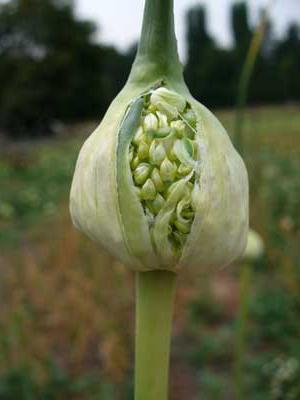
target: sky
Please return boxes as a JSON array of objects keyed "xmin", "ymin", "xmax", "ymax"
[{"xmin": 75, "ymin": 0, "xmax": 300, "ymax": 60}]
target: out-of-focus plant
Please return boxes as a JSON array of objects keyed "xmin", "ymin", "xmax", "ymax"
[
  {"xmin": 234, "ymin": 6, "xmax": 270, "ymax": 154},
  {"xmin": 234, "ymin": 229, "xmax": 264, "ymax": 400},
  {"xmin": 266, "ymin": 357, "xmax": 300, "ymax": 399},
  {"xmin": 0, "ymin": 216, "xmax": 135, "ymax": 398},
  {"xmin": 232, "ymin": 6, "xmax": 269, "ymax": 399},
  {"xmin": 0, "ymin": 362, "xmax": 108, "ymax": 400}
]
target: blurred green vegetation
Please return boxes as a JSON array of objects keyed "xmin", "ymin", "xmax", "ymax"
[
  {"xmin": 0, "ymin": 105, "xmax": 299, "ymax": 399},
  {"xmin": 0, "ymin": 137, "xmax": 82, "ymax": 245}
]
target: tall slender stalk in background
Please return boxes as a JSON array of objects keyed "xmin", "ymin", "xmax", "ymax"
[
  {"xmin": 234, "ymin": 9, "xmax": 269, "ymax": 155},
  {"xmin": 233, "ymin": 6, "xmax": 271, "ymax": 392},
  {"xmin": 234, "ymin": 230, "xmax": 264, "ymax": 399},
  {"xmin": 234, "ymin": 262, "xmax": 252, "ymax": 400}
]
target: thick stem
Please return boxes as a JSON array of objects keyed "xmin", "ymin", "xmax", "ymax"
[
  {"xmin": 129, "ymin": 0, "xmax": 184, "ymax": 84},
  {"xmin": 138, "ymin": 0, "xmax": 179, "ymax": 65},
  {"xmin": 135, "ymin": 271, "xmax": 177, "ymax": 400}
]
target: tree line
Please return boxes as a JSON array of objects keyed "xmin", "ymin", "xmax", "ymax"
[{"xmin": 0, "ymin": 0, "xmax": 299, "ymax": 138}]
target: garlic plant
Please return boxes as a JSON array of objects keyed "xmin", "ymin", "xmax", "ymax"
[{"xmin": 70, "ymin": 0, "xmax": 249, "ymax": 399}]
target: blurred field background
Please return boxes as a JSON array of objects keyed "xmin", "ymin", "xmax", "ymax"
[{"xmin": 0, "ymin": 1, "xmax": 299, "ymax": 399}]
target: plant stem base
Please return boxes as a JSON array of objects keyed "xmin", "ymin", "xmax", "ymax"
[{"xmin": 135, "ymin": 270, "xmax": 177, "ymax": 400}]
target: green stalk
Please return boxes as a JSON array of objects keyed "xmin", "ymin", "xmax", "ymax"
[
  {"xmin": 234, "ymin": 10, "xmax": 268, "ymax": 155},
  {"xmin": 135, "ymin": 271, "xmax": 177, "ymax": 400},
  {"xmin": 234, "ymin": 263, "xmax": 252, "ymax": 400},
  {"xmin": 129, "ymin": 0, "xmax": 184, "ymax": 87}
]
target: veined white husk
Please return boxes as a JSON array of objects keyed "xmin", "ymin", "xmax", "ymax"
[{"xmin": 70, "ymin": 83, "xmax": 249, "ymax": 272}]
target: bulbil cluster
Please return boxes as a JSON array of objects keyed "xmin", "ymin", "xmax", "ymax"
[{"xmin": 129, "ymin": 87, "xmax": 200, "ymax": 254}]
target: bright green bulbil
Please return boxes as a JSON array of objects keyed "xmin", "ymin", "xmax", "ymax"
[
  {"xmin": 70, "ymin": 0, "xmax": 249, "ymax": 272},
  {"xmin": 128, "ymin": 88, "xmax": 198, "ymax": 266}
]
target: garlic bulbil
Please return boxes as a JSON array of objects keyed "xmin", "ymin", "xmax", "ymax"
[
  {"xmin": 70, "ymin": 0, "xmax": 249, "ymax": 273},
  {"xmin": 129, "ymin": 89, "xmax": 198, "ymax": 266}
]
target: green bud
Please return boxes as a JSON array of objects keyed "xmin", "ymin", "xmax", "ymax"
[
  {"xmin": 133, "ymin": 126, "xmax": 144, "ymax": 146},
  {"xmin": 131, "ymin": 155, "xmax": 140, "ymax": 170},
  {"xmin": 160, "ymin": 157, "xmax": 177, "ymax": 182},
  {"xmin": 134, "ymin": 163, "xmax": 151, "ymax": 185},
  {"xmin": 151, "ymin": 168, "xmax": 164, "ymax": 192},
  {"xmin": 173, "ymin": 138, "xmax": 195, "ymax": 167},
  {"xmin": 176, "ymin": 197, "xmax": 192, "ymax": 220},
  {"xmin": 175, "ymin": 198, "xmax": 194, "ymax": 238},
  {"xmin": 137, "ymin": 141, "xmax": 149, "ymax": 160},
  {"xmin": 167, "ymin": 142, "xmax": 178, "ymax": 161},
  {"xmin": 156, "ymin": 111, "xmax": 169, "ymax": 128},
  {"xmin": 143, "ymin": 113, "xmax": 158, "ymax": 133},
  {"xmin": 140, "ymin": 178, "xmax": 156, "ymax": 200},
  {"xmin": 178, "ymin": 163, "xmax": 193, "ymax": 176},
  {"xmin": 151, "ymin": 193, "xmax": 165, "ymax": 214},
  {"xmin": 150, "ymin": 87, "xmax": 186, "ymax": 120},
  {"xmin": 154, "ymin": 101, "xmax": 178, "ymax": 120},
  {"xmin": 149, "ymin": 141, "xmax": 166, "ymax": 166},
  {"xmin": 174, "ymin": 219, "xmax": 191, "ymax": 234},
  {"xmin": 183, "ymin": 109, "xmax": 197, "ymax": 128},
  {"xmin": 166, "ymin": 179, "xmax": 185, "ymax": 199},
  {"xmin": 148, "ymin": 103, "xmax": 157, "ymax": 113},
  {"xmin": 171, "ymin": 120, "xmax": 186, "ymax": 138},
  {"xmin": 152, "ymin": 127, "xmax": 172, "ymax": 139}
]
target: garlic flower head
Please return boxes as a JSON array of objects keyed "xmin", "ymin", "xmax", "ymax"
[{"xmin": 70, "ymin": 86, "xmax": 249, "ymax": 272}]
